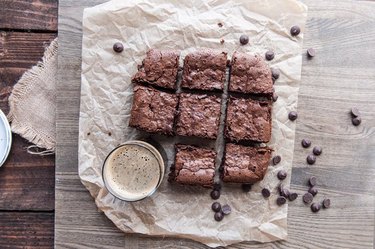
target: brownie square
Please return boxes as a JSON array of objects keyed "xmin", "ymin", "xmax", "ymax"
[
  {"xmin": 129, "ymin": 85, "xmax": 178, "ymax": 135},
  {"xmin": 229, "ymin": 52, "xmax": 273, "ymax": 95},
  {"xmin": 170, "ymin": 144, "xmax": 216, "ymax": 188},
  {"xmin": 225, "ymin": 97, "xmax": 272, "ymax": 143},
  {"xmin": 176, "ymin": 93, "xmax": 221, "ymax": 139},
  {"xmin": 221, "ymin": 143, "xmax": 272, "ymax": 183},
  {"xmin": 132, "ymin": 49, "xmax": 180, "ymax": 90},
  {"xmin": 181, "ymin": 49, "xmax": 227, "ymax": 91}
]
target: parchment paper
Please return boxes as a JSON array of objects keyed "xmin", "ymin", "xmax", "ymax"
[{"xmin": 79, "ymin": 0, "xmax": 307, "ymax": 247}]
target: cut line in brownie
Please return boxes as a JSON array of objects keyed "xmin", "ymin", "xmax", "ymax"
[
  {"xmin": 132, "ymin": 49, "xmax": 180, "ymax": 90},
  {"xmin": 181, "ymin": 49, "xmax": 227, "ymax": 91},
  {"xmin": 229, "ymin": 52, "xmax": 273, "ymax": 96},
  {"xmin": 225, "ymin": 96, "xmax": 272, "ymax": 143},
  {"xmin": 221, "ymin": 143, "xmax": 272, "ymax": 183},
  {"xmin": 129, "ymin": 85, "xmax": 178, "ymax": 136},
  {"xmin": 176, "ymin": 93, "xmax": 221, "ymax": 139},
  {"xmin": 169, "ymin": 144, "xmax": 216, "ymax": 188}
]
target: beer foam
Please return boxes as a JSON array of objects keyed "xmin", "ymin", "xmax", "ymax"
[{"xmin": 103, "ymin": 144, "xmax": 161, "ymax": 201}]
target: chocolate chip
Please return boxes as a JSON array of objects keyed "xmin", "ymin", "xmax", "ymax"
[
  {"xmin": 113, "ymin": 42, "xmax": 124, "ymax": 53},
  {"xmin": 214, "ymin": 211, "xmax": 224, "ymax": 221},
  {"xmin": 218, "ymin": 22, "xmax": 223, "ymax": 28},
  {"xmin": 226, "ymin": 59, "xmax": 231, "ymax": 67},
  {"xmin": 239, "ymin": 34, "xmax": 249, "ymax": 45},
  {"xmin": 272, "ymin": 155, "xmax": 281, "ymax": 165},
  {"xmin": 210, "ymin": 190, "xmax": 220, "ymax": 200},
  {"xmin": 262, "ymin": 188, "xmax": 271, "ymax": 198},
  {"xmin": 308, "ymin": 187, "xmax": 318, "ymax": 196},
  {"xmin": 276, "ymin": 196, "xmax": 287, "ymax": 206},
  {"xmin": 303, "ymin": 192, "xmax": 314, "ymax": 204},
  {"xmin": 280, "ymin": 189, "xmax": 290, "ymax": 199},
  {"xmin": 306, "ymin": 154, "xmax": 316, "ymax": 165},
  {"xmin": 309, "ymin": 176, "xmax": 317, "ymax": 186},
  {"xmin": 221, "ymin": 204, "xmax": 231, "ymax": 215},
  {"xmin": 87, "ymin": 132, "xmax": 91, "ymax": 136},
  {"xmin": 322, "ymin": 198, "xmax": 331, "ymax": 209},
  {"xmin": 271, "ymin": 68, "xmax": 280, "ymax": 79},
  {"xmin": 272, "ymin": 92, "xmax": 278, "ymax": 102},
  {"xmin": 108, "ymin": 132, "xmax": 112, "ymax": 136},
  {"xmin": 307, "ymin": 48, "xmax": 316, "ymax": 58},
  {"xmin": 311, "ymin": 202, "xmax": 321, "ymax": 213},
  {"xmin": 313, "ymin": 146, "xmax": 322, "ymax": 156},
  {"xmin": 288, "ymin": 192, "xmax": 298, "ymax": 201},
  {"xmin": 213, "ymin": 183, "xmax": 222, "ymax": 191},
  {"xmin": 211, "ymin": 202, "xmax": 221, "ymax": 212},
  {"xmin": 351, "ymin": 107, "xmax": 360, "ymax": 118},
  {"xmin": 352, "ymin": 117, "xmax": 361, "ymax": 126},
  {"xmin": 220, "ymin": 39, "xmax": 225, "ymax": 44},
  {"xmin": 290, "ymin": 25, "xmax": 301, "ymax": 36},
  {"xmin": 242, "ymin": 183, "xmax": 252, "ymax": 192},
  {"xmin": 277, "ymin": 170, "xmax": 287, "ymax": 180},
  {"xmin": 301, "ymin": 138, "xmax": 311, "ymax": 148},
  {"xmin": 288, "ymin": 111, "xmax": 298, "ymax": 121},
  {"xmin": 265, "ymin": 50, "xmax": 275, "ymax": 61}
]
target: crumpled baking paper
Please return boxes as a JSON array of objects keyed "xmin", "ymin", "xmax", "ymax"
[{"xmin": 79, "ymin": 0, "xmax": 307, "ymax": 247}]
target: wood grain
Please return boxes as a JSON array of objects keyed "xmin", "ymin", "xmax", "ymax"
[
  {"xmin": 56, "ymin": 0, "xmax": 375, "ymax": 248},
  {"xmin": 0, "ymin": 212, "xmax": 54, "ymax": 248},
  {"xmin": 0, "ymin": 0, "xmax": 58, "ymax": 31}
]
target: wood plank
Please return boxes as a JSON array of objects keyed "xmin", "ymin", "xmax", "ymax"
[
  {"xmin": 56, "ymin": 0, "xmax": 375, "ymax": 248},
  {"xmin": 0, "ymin": 0, "xmax": 58, "ymax": 31},
  {"xmin": 0, "ymin": 212, "xmax": 54, "ymax": 248}
]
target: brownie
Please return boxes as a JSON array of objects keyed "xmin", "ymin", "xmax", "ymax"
[
  {"xmin": 229, "ymin": 52, "xmax": 273, "ymax": 95},
  {"xmin": 225, "ymin": 96, "xmax": 272, "ymax": 143},
  {"xmin": 132, "ymin": 49, "xmax": 180, "ymax": 90},
  {"xmin": 170, "ymin": 144, "xmax": 216, "ymax": 188},
  {"xmin": 129, "ymin": 85, "xmax": 178, "ymax": 135},
  {"xmin": 181, "ymin": 49, "xmax": 227, "ymax": 91},
  {"xmin": 176, "ymin": 93, "xmax": 221, "ymax": 139},
  {"xmin": 221, "ymin": 143, "xmax": 272, "ymax": 183}
]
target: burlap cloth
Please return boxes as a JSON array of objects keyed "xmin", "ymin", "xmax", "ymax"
[{"xmin": 7, "ymin": 38, "xmax": 57, "ymax": 154}]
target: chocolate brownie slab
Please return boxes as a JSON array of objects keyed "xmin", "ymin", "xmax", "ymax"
[
  {"xmin": 225, "ymin": 96, "xmax": 272, "ymax": 143},
  {"xmin": 229, "ymin": 52, "xmax": 273, "ymax": 95},
  {"xmin": 181, "ymin": 49, "xmax": 227, "ymax": 91},
  {"xmin": 132, "ymin": 49, "xmax": 180, "ymax": 90},
  {"xmin": 221, "ymin": 143, "xmax": 272, "ymax": 183},
  {"xmin": 176, "ymin": 93, "xmax": 221, "ymax": 139},
  {"xmin": 129, "ymin": 85, "xmax": 178, "ymax": 135},
  {"xmin": 170, "ymin": 144, "xmax": 216, "ymax": 188}
]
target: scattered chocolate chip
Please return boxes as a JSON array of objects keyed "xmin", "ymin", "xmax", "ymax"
[
  {"xmin": 213, "ymin": 183, "xmax": 222, "ymax": 191},
  {"xmin": 306, "ymin": 154, "xmax": 316, "ymax": 165},
  {"xmin": 351, "ymin": 107, "xmax": 360, "ymax": 118},
  {"xmin": 271, "ymin": 68, "xmax": 280, "ymax": 79},
  {"xmin": 272, "ymin": 155, "xmax": 281, "ymax": 165},
  {"xmin": 265, "ymin": 50, "xmax": 275, "ymax": 61},
  {"xmin": 288, "ymin": 111, "xmax": 298, "ymax": 121},
  {"xmin": 220, "ymin": 39, "xmax": 225, "ymax": 44},
  {"xmin": 308, "ymin": 187, "xmax": 318, "ymax": 196},
  {"xmin": 277, "ymin": 170, "xmax": 287, "ymax": 180},
  {"xmin": 262, "ymin": 188, "xmax": 271, "ymax": 198},
  {"xmin": 239, "ymin": 34, "xmax": 249, "ymax": 45},
  {"xmin": 322, "ymin": 198, "xmax": 331, "ymax": 209},
  {"xmin": 303, "ymin": 192, "xmax": 314, "ymax": 204},
  {"xmin": 221, "ymin": 204, "xmax": 231, "ymax": 215},
  {"xmin": 276, "ymin": 196, "xmax": 287, "ymax": 206},
  {"xmin": 226, "ymin": 59, "xmax": 231, "ymax": 67},
  {"xmin": 313, "ymin": 146, "xmax": 322, "ymax": 156},
  {"xmin": 307, "ymin": 48, "xmax": 316, "ymax": 58},
  {"xmin": 309, "ymin": 176, "xmax": 317, "ymax": 186},
  {"xmin": 210, "ymin": 190, "xmax": 220, "ymax": 200},
  {"xmin": 277, "ymin": 184, "xmax": 284, "ymax": 194},
  {"xmin": 214, "ymin": 211, "xmax": 224, "ymax": 221},
  {"xmin": 289, "ymin": 192, "xmax": 298, "ymax": 201},
  {"xmin": 290, "ymin": 25, "xmax": 301, "ymax": 36},
  {"xmin": 211, "ymin": 202, "xmax": 221, "ymax": 212},
  {"xmin": 242, "ymin": 183, "xmax": 252, "ymax": 192},
  {"xmin": 311, "ymin": 202, "xmax": 321, "ymax": 213},
  {"xmin": 352, "ymin": 117, "xmax": 361, "ymax": 126},
  {"xmin": 113, "ymin": 42, "xmax": 124, "ymax": 53},
  {"xmin": 280, "ymin": 188, "xmax": 290, "ymax": 198},
  {"xmin": 272, "ymin": 92, "xmax": 278, "ymax": 102},
  {"xmin": 108, "ymin": 132, "xmax": 112, "ymax": 136},
  {"xmin": 218, "ymin": 22, "xmax": 223, "ymax": 28},
  {"xmin": 87, "ymin": 132, "xmax": 91, "ymax": 136},
  {"xmin": 301, "ymin": 138, "xmax": 311, "ymax": 148}
]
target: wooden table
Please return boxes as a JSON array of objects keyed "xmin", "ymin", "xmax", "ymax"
[
  {"xmin": 57, "ymin": 0, "xmax": 374, "ymax": 248},
  {"xmin": 0, "ymin": 0, "xmax": 57, "ymax": 247}
]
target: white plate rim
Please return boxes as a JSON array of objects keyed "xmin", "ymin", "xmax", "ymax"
[{"xmin": 0, "ymin": 110, "xmax": 12, "ymax": 167}]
